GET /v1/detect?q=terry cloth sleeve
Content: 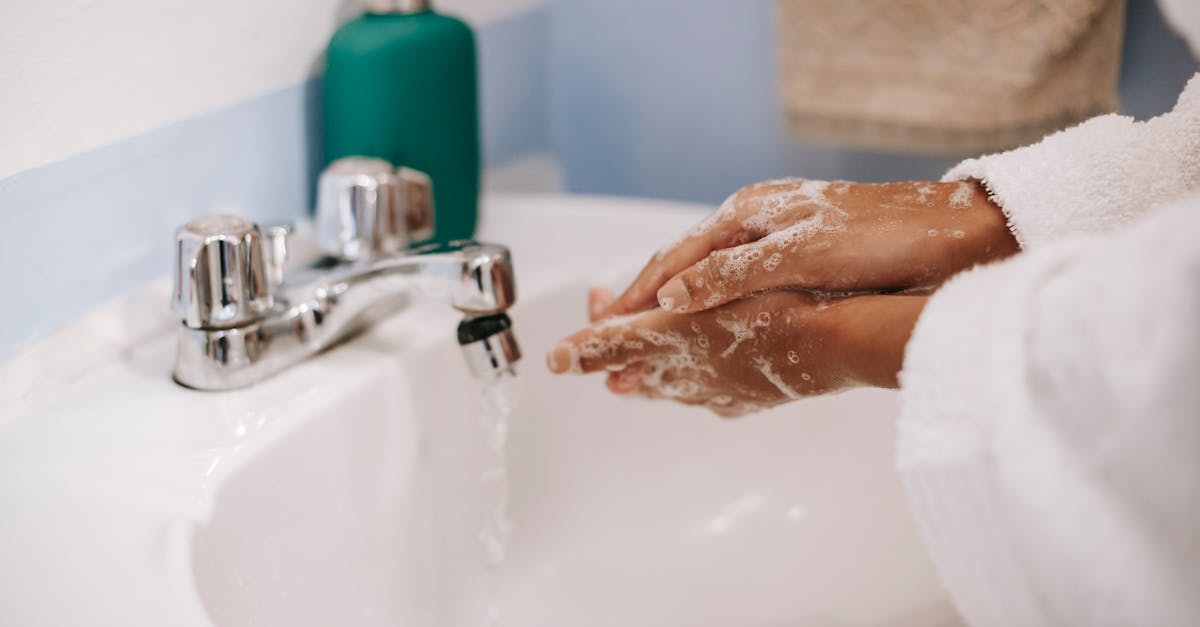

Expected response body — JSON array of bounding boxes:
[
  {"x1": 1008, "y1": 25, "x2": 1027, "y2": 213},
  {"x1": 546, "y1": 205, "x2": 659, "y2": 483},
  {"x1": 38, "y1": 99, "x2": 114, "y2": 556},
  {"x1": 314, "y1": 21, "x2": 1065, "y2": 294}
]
[
  {"x1": 942, "y1": 73, "x2": 1200, "y2": 250},
  {"x1": 896, "y1": 192, "x2": 1200, "y2": 627}
]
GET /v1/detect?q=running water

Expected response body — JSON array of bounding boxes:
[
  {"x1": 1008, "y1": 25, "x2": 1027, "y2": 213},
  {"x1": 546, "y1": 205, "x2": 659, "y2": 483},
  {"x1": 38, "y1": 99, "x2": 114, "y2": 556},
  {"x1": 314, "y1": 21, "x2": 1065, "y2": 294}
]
[{"x1": 476, "y1": 367, "x2": 521, "y2": 626}]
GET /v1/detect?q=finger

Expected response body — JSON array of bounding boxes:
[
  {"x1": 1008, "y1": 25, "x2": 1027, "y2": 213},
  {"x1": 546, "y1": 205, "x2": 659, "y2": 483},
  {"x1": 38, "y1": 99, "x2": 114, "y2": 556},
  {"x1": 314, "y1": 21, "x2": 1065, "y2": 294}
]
[
  {"x1": 589, "y1": 287, "x2": 616, "y2": 322},
  {"x1": 706, "y1": 401, "x2": 755, "y2": 420},
  {"x1": 609, "y1": 178, "x2": 835, "y2": 317},
  {"x1": 606, "y1": 361, "x2": 655, "y2": 394},
  {"x1": 545, "y1": 315, "x2": 674, "y2": 374},
  {"x1": 603, "y1": 213, "x2": 744, "y2": 318},
  {"x1": 656, "y1": 238, "x2": 813, "y2": 313}
]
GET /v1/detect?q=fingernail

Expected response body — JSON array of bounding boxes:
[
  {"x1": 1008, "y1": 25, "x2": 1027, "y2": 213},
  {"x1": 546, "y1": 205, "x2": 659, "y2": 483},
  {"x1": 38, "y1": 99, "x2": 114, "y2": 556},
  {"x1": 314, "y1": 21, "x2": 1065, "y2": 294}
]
[
  {"x1": 546, "y1": 342, "x2": 574, "y2": 373},
  {"x1": 658, "y1": 278, "x2": 690, "y2": 312}
]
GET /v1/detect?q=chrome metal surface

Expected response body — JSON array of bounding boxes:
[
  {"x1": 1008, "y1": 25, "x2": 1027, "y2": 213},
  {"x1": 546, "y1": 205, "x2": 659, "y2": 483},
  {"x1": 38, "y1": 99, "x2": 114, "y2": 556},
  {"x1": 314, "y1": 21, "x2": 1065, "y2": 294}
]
[
  {"x1": 397, "y1": 167, "x2": 435, "y2": 242},
  {"x1": 316, "y1": 157, "x2": 437, "y2": 260},
  {"x1": 262, "y1": 224, "x2": 292, "y2": 288},
  {"x1": 172, "y1": 215, "x2": 272, "y2": 329},
  {"x1": 459, "y1": 314, "x2": 521, "y2": 379},
  {"x1": 364, "y1": 0, "x2": 431, "y2": 14},
  {"x1": 316, "y1": 157, "x2": 404, "y2": 261},
  {"x1": 171, "y1": 216, "x2": 518, "y2": 390}
]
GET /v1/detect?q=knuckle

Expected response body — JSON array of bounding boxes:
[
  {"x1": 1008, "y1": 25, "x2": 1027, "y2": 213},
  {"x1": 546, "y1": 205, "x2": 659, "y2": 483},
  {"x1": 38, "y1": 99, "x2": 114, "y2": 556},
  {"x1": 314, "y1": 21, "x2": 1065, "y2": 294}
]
[
  {"x1": 720, "y1": 186, "x2": 747, "y2": 208},
  {"x1": 732, "y1": 184, "x2": 758, "y2": 204},
  {"x1": 719, "y1": 184, "x2": 758, "y2": 214},
  {"x1": 688, "y1": 257, "x2": 721, "y2": 292},
  {"x1": 679, "y1": 267, "x2": 705, "y2": 294},
  {"x1": 710, "y1": 245, "x2": 762, "y2": 288}
]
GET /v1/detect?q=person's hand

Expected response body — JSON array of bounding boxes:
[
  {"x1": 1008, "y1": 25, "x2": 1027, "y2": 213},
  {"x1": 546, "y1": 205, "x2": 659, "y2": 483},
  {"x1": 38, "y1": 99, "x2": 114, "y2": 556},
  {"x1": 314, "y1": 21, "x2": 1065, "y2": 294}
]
[
  {"x1": 604, "y1": 178, "x2": 1017, "y2": 316},
  {"x1": 546, "y1": 289, "x2": 928, "y2": 417}
]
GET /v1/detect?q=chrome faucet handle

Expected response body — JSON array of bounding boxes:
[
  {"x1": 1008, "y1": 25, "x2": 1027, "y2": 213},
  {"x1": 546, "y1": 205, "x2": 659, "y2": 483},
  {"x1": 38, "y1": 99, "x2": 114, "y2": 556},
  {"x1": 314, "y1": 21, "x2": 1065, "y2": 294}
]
[
  {"x1": 316, "y1": 157, "x2": 436, "y2": 261},
  {"x1": 397, "y1": 167, "x2": 434, "y2": 243},
  {"x1": 261, "y1": 224, "x2": 292, "y2": 287},
  {"x1": 172, "y1": 215, "x2": 273, "y2": 329},
  {"x1": 317, "y1": 157, "x2": 401, "y2": 261}
]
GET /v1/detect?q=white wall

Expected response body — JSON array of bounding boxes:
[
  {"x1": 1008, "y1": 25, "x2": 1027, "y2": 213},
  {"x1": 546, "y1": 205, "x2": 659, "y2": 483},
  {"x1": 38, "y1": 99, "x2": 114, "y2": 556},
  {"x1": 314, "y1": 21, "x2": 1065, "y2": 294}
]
[
  {"x1": 0, "y1": 0, "x2": 544, "y2": 181},
  {"x1": 0, "y1": 0, "x2": 552, "y2": 360}
]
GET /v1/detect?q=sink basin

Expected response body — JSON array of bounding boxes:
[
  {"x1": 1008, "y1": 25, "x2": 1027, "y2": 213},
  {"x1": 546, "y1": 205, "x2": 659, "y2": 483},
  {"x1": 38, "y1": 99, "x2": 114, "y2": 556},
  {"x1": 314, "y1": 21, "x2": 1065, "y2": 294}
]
[{"x1": 0, "y1": 194, "x2": 958, "y2": 626}]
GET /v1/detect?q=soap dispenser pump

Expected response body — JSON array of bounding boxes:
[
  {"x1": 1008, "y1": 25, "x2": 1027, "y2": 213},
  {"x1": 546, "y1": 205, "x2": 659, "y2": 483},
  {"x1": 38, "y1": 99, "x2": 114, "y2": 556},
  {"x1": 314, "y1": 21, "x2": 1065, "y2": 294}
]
[{"x1": 323, "y1": 0, "x2": 480, "y2": 244}]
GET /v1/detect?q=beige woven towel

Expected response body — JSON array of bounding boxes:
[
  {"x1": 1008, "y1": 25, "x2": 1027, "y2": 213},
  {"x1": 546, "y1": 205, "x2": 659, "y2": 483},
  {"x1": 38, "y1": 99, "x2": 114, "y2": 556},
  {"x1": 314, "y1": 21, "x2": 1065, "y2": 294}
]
[{"x1": 776, "y1": 0, "x2": 1127, "y2": 155}]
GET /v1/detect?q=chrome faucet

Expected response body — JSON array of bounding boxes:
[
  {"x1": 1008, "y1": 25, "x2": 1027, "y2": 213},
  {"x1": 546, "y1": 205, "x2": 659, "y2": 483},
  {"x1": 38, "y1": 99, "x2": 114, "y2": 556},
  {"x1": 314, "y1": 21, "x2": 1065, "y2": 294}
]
[{"x1": 170, "y1": 157, "x2": 519, "y2": 391}]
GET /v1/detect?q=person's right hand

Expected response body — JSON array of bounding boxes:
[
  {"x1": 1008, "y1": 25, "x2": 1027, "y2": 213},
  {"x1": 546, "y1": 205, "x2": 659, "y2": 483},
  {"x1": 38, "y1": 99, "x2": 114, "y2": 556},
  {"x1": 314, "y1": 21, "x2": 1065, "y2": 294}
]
[
  {"x1": 548, "y1": 288, "x2": 930, "y2": 417},
  {"x1": 603, "y1": 178, "x2": 1019, "y2": 317}
]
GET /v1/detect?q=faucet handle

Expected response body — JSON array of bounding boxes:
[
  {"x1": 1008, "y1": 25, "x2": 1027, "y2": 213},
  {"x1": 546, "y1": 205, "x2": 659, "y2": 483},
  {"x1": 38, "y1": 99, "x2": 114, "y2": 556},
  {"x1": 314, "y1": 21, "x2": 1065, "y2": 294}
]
[
  {"x1": 316, "y1": 157, "x2": 435, "y2": 261},
  {"x1": 261, "y1": 224, "x2": 292, "y2": 287},
  {"x1": 397, "y1": 167, "x2": 434, "y2": 243},
  {"x1": 316, "y1": 157, "x2": 401, "y2": 261},
  {"x1": 173, "y1": 215, "x2": 273, "y2": 329}
]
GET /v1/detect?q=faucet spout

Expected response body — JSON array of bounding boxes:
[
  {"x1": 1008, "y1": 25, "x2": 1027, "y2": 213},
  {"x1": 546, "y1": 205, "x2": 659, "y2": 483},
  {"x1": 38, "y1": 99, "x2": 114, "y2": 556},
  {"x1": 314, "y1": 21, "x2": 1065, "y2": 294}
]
[
  {"x1": 358, "y1": 240, "x2": 515, "y2": 315},
  {"x1": 458, "y1": 312, "x2": 521, "y2": 378}
]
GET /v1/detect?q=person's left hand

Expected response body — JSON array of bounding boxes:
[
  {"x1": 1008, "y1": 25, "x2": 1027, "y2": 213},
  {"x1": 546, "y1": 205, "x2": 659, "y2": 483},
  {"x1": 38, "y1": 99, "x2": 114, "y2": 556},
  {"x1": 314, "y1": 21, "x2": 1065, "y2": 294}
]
[
  {"x1": 546, "y1": 288, "x2": 928, "y2": 417},
  {"x1": 599, "y1": 178, "x2": 1016, "y2": 318}
]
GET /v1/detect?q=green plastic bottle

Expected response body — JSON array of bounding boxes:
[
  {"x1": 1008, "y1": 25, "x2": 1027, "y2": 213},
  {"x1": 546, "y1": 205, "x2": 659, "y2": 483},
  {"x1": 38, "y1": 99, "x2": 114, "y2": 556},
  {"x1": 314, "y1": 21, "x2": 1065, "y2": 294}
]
[{"x1": 324, "y1": 0, "x2": 479, "y2": 243}]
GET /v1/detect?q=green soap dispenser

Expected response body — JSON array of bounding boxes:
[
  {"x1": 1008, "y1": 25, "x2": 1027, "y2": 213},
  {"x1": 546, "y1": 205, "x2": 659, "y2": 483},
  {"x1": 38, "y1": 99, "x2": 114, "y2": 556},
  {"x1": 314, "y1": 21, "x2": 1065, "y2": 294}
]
[{"x1": 324, "y1": 0, "x2": 480, "y2": 243}]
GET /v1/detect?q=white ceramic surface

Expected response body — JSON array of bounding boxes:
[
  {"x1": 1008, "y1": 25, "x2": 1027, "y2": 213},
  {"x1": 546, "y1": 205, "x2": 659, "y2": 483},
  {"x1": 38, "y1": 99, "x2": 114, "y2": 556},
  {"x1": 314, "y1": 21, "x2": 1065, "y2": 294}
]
[{"x1": 0, "y1": 195, "x2": 959, "y2": 626}]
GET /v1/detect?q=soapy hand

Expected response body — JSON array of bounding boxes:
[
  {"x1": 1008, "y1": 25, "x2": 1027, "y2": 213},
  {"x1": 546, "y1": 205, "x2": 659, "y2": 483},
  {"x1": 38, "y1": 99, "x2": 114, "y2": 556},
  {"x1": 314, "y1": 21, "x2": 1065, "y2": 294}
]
[
  {"x1": 606, "y1": 178, "x2": 1017, "y2": 316},
  {"x1": 546, "y1": 288, "x2": 928, "y2": 417}
]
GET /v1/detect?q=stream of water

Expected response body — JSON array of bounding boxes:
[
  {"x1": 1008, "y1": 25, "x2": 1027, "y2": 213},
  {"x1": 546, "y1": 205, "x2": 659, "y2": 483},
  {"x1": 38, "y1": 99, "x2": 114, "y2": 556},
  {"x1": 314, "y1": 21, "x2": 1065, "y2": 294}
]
[{"x1": 476, "y1": 368, "x2": 521, "y2": 626}]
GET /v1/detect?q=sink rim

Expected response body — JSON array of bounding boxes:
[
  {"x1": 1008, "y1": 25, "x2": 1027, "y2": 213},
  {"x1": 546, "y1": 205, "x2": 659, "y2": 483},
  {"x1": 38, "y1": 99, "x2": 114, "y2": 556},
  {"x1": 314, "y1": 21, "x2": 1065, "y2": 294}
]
[
  {"x1": 0, "y1": 193, "x2": 951, "y2": 626},
  {"x1": 0, "y1": 193, "x2": 714, "y2": 626}
]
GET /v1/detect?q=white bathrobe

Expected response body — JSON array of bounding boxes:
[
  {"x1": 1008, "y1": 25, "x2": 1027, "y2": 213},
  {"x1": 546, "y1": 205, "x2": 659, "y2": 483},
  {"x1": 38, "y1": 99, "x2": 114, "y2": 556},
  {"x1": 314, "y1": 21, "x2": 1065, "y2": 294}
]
[{"x1": 897, "y1": 4, "x2": 1200, "y2": 625}]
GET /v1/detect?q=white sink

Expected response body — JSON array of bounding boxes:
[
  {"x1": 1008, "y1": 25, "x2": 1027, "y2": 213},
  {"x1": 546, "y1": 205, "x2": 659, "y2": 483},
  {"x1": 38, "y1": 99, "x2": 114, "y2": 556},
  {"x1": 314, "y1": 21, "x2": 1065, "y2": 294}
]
[{"x1": 0, "y1": 194, "x2": 958, "y2": 626}]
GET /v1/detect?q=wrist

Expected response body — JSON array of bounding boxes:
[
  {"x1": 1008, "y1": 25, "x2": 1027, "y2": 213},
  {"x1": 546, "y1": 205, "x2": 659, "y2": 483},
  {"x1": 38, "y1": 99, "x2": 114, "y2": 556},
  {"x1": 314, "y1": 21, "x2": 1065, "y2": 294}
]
[
  {"x1": 827, "y1": 295, "x2": 929, "y2": 389},
  {"x1": 965, "y1": 179, "x2": 1021, "y2": 259}
]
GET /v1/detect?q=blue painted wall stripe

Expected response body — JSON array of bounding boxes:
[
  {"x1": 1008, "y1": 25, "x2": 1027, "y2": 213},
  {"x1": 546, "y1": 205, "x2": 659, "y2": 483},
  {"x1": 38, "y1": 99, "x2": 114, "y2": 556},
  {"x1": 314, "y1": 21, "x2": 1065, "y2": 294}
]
[
  {"x1": 0, "y1": 8, "x2": 550, "y2": 359},
  {"x1": 0, "y1": 80, "x2": 318, "y2": 357}
]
